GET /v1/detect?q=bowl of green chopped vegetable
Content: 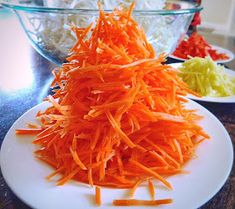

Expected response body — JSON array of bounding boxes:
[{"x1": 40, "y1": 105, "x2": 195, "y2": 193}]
[{"x1": 1, "y1": 0, "x2": 202, "y2": 65}]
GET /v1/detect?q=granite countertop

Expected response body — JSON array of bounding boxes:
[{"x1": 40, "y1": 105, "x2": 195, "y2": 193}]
[{"x1": 0, "y1": 9, "x2": 234, "y2": 209}]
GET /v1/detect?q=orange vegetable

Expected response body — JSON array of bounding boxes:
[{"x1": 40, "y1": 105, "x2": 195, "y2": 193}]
[
  {"x1": 113, "y1": 199, "x2": 173, "y2": 206},
  {"x1": 27, "y1": 123, "x2": 39, "y2": 129},
  {"x1": 95, "y1": 186, "x2": 101, "y2": 206},
  {"x1": 16, "y1": 2, "x2": 209, "y2": 206},
  {"x1": 15, "y1": 129, "x2": 42, "y2": 135},
  {"x1": 129, "y1": 179, "x2": 143, "y2": 197},
  {"x1": 148, "y1": 179, "x2": 155, "y2": 200}
]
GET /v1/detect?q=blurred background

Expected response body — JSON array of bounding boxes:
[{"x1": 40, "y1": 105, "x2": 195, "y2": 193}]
[{"x1": 200, "y1": 0, "x2": 235, "y2": 36}]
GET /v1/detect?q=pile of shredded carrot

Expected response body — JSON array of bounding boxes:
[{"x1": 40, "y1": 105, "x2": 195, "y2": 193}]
[{"x1": 16, "y1": 2, "x2": 209, "y2": 207}]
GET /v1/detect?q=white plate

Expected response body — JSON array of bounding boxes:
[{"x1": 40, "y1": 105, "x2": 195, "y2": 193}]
[
  {"x1": 0, "y1": 101, "x2": 233, "y2": 209},
  {"x1": 169, "y1": 45, "x2": 234, "y2": 63},
  {"x1": 170, "y1": 63, "x2": 235, "y2": 103}
]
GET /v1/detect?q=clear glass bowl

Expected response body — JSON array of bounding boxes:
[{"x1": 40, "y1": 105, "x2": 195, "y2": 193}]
[{"x1": 1, "y1": 0, "x2": 202, "y2": 65}]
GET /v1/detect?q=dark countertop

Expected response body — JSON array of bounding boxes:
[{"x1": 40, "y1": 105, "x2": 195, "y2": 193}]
[{"x1": 0, "y1": 9, "x2": 234, "y2": 209}]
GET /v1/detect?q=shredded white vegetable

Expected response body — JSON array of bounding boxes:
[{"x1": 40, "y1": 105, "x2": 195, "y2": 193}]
[
  {"x1": 27, "y1": 0, "x2": 188, "y2": 63},
  {"x1": 43, "y1": 0, "x2": 165, "y2": 10},
  {"x1": 179, "y1": 57, "x2": 235, "y2": 97}
]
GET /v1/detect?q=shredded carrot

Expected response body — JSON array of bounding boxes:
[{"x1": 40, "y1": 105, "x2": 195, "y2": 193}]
[
  {"x1": 16, "y1": 2, "x2": 209, "y2": 207},
  {"x1": 15, "y1": 129, "x2": 42, "y2": 135},
  {"x1": 27, "y1": 123, "x2": 39, "y2": 129},
  {"x1": 95, "y1": 186, "x2": 101, "y2": 206},
  {"x1": 148, "y1": 179, "x2": 155, "y2": 200},
  {"x1": 129, "y1": 179, "x2": 143, "y2": 198},
  {"x1": 113, "y1": 199, "x2": 173, "y2": 206},
  {"x1": 129, "y1": 159, "x2": 172, "y2": 190}
]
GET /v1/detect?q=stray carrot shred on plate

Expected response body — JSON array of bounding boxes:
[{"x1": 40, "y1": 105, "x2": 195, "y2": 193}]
[
  {"x1": 148, "y1": 179, "x2": 155, "y2": 200},
  {"x1": 95, "y1": 186, "x2": 101, "y2": 206},
  {"x1": 113, "y1": 199, "x2": 173, "y2": 206},
  {"x1": 16, "y1": 2, "x2": 209, "y2": 207}
]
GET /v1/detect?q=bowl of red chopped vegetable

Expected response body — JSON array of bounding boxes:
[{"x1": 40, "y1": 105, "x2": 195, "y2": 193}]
[
  {"x1": 1, "y1": 0, "x2": 202, "y2": 65},
  {"x1": 171, "y1": 32, "x2": 234, "y2": 63}
]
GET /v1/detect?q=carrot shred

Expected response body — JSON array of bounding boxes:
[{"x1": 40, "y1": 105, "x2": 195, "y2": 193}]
[
  {"x1": 148, "y1": 179, "x2": 155, "y2": 200},
  {"x1": 69, "y1": 147, "x2": 87, "y2": 170},
  {"x1": 46, "y1": 167, "x2": 65, "y2": 180},
  {"x1": 95, "y1": 186, "x2": 101, "y2": 206},
  {"x1": 15, "y1": 129, "x2": 42, "y2": 135},
  {"x1": 129, "y1": 159, "x2": 172, "y2": 190},
  {"x1": 105, "y1": 111, "x2": 136, "y2": 148},
  {"x1": 16, "y1": 2, "x2": 209, "y2": 207},
  {"x1": 113, "y1": 199, "x2": 173, "y2": 206},
  {"x1": 129, "y1": 179, "x2": 143, "y2": 198},
  {"x1": 27, "y1": 123, "x2": 39, "y2": 129}
]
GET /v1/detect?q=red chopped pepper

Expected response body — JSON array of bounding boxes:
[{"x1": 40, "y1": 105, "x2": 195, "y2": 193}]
[{"x1": 173, "y1": 32, "x2": 229, "y2": 61}]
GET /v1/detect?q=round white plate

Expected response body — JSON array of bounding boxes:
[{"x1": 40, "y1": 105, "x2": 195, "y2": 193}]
[
  {"x1": 0, "y1": 101, "x2": 233, "y2": 209},
  {"x1": 170, "y1": 63, "x2": 235, "y2": 103},
  {"x1": 169, "y1": 45, "x2": 234, "y2": 63}
]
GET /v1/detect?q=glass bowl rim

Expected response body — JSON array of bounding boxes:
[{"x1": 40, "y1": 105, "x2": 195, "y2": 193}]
[{"x1": 1, "y1": 0, "x2": 202, "y2": 15}]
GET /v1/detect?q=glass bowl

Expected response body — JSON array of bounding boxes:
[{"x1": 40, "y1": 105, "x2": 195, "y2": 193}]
[{"x1": 1, "y1": 0, "x2": 202, "y2": 65}]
